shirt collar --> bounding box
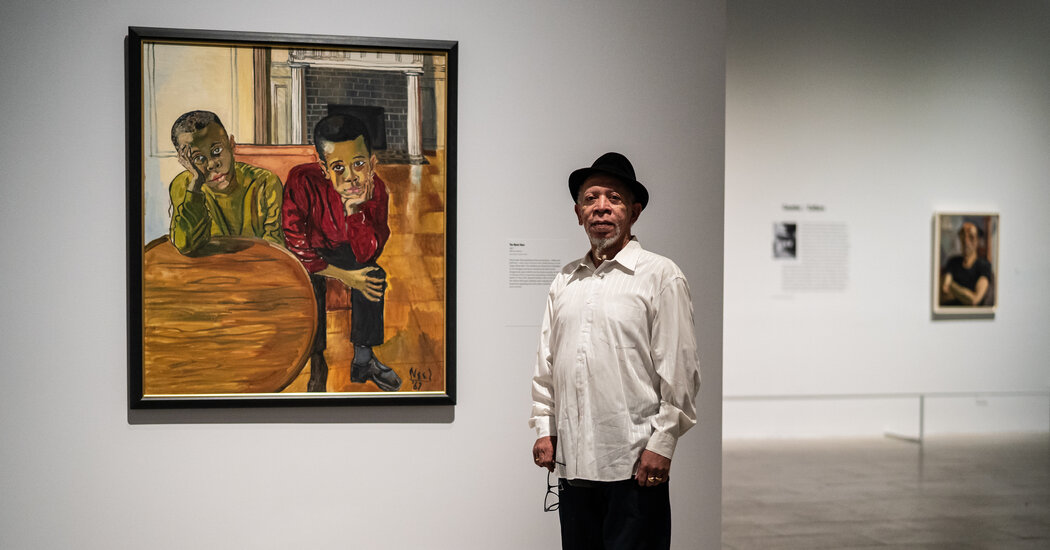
[572,237,642,274]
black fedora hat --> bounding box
[568,152,649,209]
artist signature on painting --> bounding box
[409,367,432,391]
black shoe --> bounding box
[307,353,328,392]
[350,356,402,392]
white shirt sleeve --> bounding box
[645,275,701,459]
[529,286,557,438]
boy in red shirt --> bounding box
[282,114,401,392]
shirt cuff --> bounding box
[530,415,556,439]
[347,210,367,226]
[303,257,328,273]
[645,430,678,460]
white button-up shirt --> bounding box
[530,239,701,482]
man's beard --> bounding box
[588,226,622,259]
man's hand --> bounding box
[634,449,671,487]
[320,266,385,302]
[532,436,557,472]
[177,144,207,193]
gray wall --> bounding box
[0,1,725,548]
[725,0,1050,437]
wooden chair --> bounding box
[233,142,317,183]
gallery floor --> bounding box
[722,433,1050,549]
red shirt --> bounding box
[282,162,390,273]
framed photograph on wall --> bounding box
[126,27,457,408]
[932,212,998,317]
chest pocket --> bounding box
[597,296,649,348]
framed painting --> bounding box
[126,27,457,408]
[932,212,998,317]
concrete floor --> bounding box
[722,433,1050,549]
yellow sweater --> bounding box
[168,162,284,254]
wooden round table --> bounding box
[142,237,316,395]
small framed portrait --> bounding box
[773,222,797,259]
[932,212,999,316]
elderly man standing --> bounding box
[530,152,701,549]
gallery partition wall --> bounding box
[724,0,1050,439]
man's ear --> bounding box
[575,203,584,226]
[630,202,642,224]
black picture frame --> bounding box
[127,27,457,408]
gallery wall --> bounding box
[0,1,724,549]
[724,0,1050,438]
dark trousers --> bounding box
[309,245,386,355]
[557,479,671,550]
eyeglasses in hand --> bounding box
[543,466,565,512]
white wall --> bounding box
[0,1,724,548]
[725,0,1050,438]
